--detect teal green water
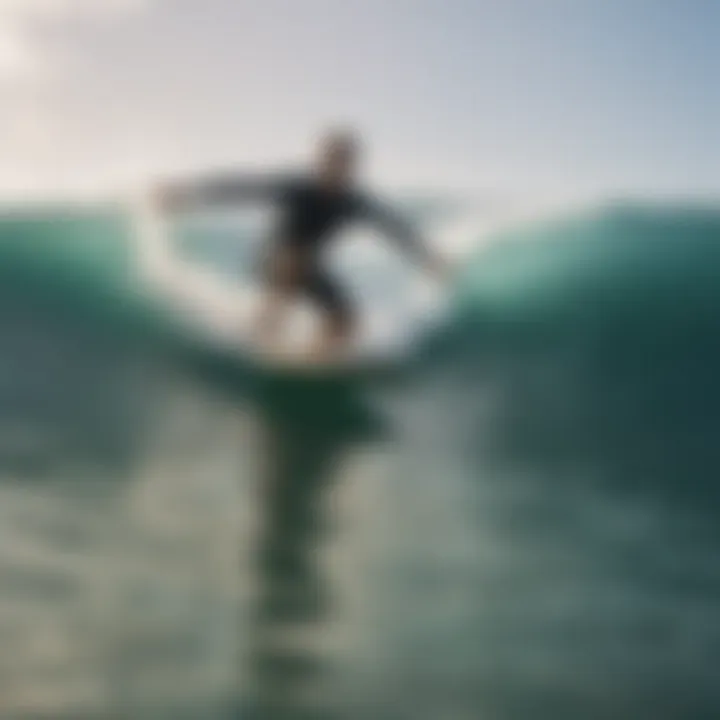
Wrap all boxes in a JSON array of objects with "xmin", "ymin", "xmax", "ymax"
[{"xmin": 1, "ymin": 201, "xmax": 719, "ymax": 719}]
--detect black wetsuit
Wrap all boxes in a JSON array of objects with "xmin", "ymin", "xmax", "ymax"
[{"xmin": 180, "ymin": 173, "xmax": 428, "ymax": 320}]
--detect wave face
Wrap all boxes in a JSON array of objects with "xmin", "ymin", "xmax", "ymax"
[
  {"xmin": 1, "ymin": 200, "xmax": 720, "ymax": 719},
  {"xmin": 434, "ymin": 203, "xmax": 720, "ymax": 502}
]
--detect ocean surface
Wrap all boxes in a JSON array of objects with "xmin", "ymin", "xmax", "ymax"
[{"xmin": 0, "ymin": 199, "xmax": 719, "ymax": 719}]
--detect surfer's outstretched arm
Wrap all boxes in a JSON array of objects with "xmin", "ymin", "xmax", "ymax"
[
  {"xmin": 154, "ymin": 173, "xmax": 290, "ymax": 214},
  {"xmin": 361, "ymin": 196, "xmax": 447, "ymax": 280}
]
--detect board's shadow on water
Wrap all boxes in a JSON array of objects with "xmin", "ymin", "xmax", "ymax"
[
  {"xmin": 245, "ymin": 415, "xmax": 370, "ymax": 719},
  {"xmin": 193, "ymin": 357, "xmax": 392, "ymax": 719}
]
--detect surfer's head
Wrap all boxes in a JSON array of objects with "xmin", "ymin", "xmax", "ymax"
[{"xmin": 316, "ymin": 127, "xmax": 361, "ymax": 187}]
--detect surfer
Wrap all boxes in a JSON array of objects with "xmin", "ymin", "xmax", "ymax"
[{"xmin": 153, "ymin": 128, "xmax": 447, "ymax": 363}]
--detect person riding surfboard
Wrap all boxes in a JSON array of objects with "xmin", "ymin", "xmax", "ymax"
[{"xmin": 152, "ymin": 128, "xmax": 448, "ymax": 364}]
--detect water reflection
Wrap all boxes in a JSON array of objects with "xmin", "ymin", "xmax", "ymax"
[
  {"xmin": 3, "ymin": 275, "xmax": 720, "ymax": 719},
  {"xmin": 240, "ymin": 373, "xmax": 388, "ymax": 719}
]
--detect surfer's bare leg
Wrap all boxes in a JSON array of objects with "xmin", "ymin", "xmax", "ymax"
[
  {"xmin": 251, "ymin": 289, "xmax": 292, "ymax": 352},
  {"xmin": 252, "ymin": 246, "xmax": 303, "ymax": 355},
  {"xmin": 309, "ymin": 312, "xmax": 355, "ymax": 363}
]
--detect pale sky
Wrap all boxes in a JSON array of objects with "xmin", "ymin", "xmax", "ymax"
[{"xmin": 1, "ymin": 0, "xmax": 718, "ymax": 199}]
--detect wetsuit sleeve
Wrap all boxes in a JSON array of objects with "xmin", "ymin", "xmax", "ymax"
[
  {"xmin": 358, "ymin": 195, "xmax": 434, "ymax": 267},
  {"xmin": 168, "ymin": 173, "xmax": 295, "ymax": 210}
]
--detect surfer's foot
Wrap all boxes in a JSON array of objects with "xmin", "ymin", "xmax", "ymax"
[
  {"xmin": 308, "ymin": 315, "xmax": 354, "ymax": 365},
  {"xmin": 250, "ymin": 289, "xmax": 292, "ymax": 350},
  {"xmin": 307, "ymin": 339, "xmax": 350, "ymax": 366}
]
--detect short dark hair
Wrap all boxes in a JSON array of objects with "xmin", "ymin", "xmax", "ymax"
[{"xmin": 320, "ymin": 127, "xmax": 361, "ymax": 158}]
